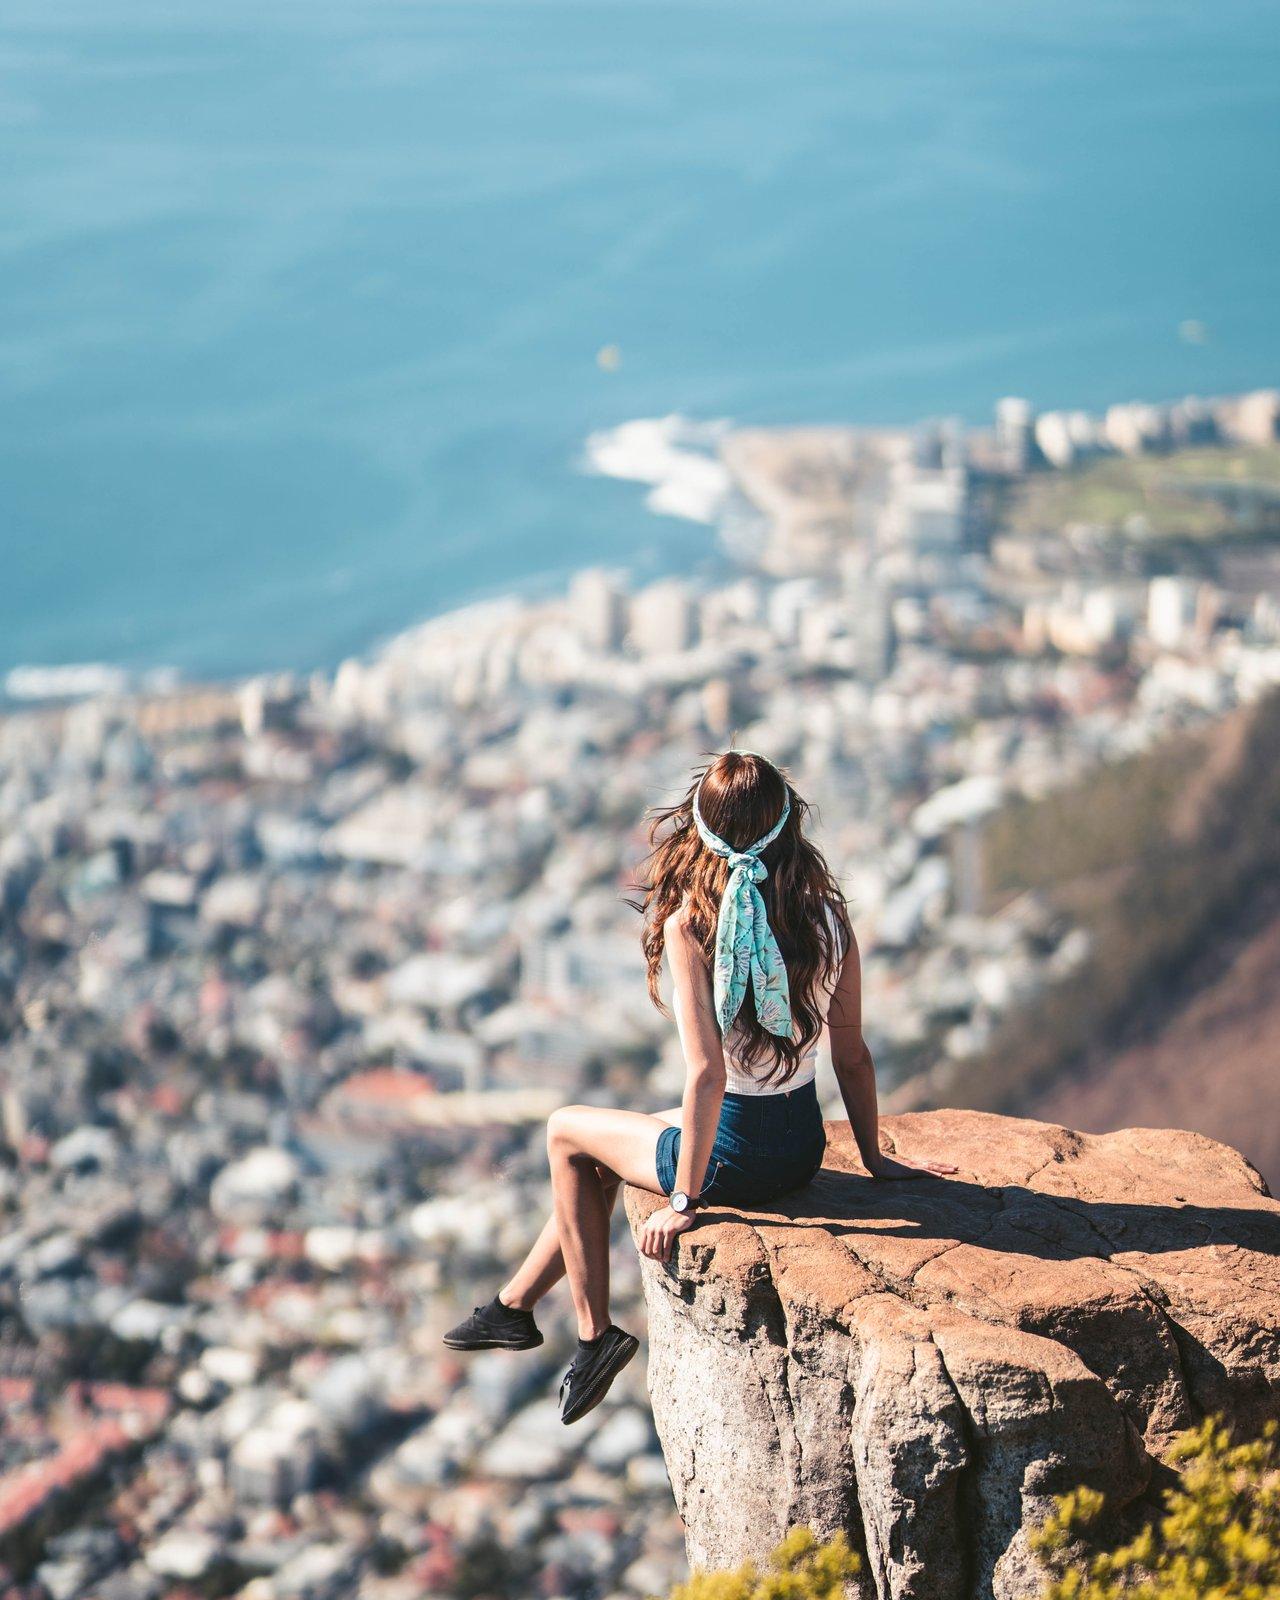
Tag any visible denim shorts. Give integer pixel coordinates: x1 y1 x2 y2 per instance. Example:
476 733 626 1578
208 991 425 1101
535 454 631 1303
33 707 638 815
655 1078 827 1208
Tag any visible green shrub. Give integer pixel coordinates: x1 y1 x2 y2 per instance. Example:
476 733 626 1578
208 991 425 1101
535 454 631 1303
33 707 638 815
662 1527 861 1600
1032 1418 1280 1600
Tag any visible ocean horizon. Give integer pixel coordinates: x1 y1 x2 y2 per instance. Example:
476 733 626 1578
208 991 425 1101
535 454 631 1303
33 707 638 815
3 0 1278 682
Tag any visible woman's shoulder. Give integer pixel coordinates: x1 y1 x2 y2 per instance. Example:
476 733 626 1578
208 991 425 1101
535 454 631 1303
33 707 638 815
816 893 851 944
662 903 698 949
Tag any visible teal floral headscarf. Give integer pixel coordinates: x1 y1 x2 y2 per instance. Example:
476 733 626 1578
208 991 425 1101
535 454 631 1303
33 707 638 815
692 781 792 1038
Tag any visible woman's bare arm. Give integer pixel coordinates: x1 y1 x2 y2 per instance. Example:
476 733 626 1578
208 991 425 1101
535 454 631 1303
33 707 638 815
828 926 957 1179
666 913 727 1200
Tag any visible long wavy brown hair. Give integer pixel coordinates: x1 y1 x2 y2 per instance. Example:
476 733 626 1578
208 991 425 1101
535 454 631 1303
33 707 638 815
636 751 851 1084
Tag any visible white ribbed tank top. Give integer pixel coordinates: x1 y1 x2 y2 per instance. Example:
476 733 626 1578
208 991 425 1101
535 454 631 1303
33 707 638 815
670 901 847 1097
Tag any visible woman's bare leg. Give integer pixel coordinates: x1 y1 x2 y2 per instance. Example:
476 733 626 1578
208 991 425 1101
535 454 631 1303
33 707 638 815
524 1106 675 1339
500 1166 619 1312
553 1139 614 1341
500 1106 682 1320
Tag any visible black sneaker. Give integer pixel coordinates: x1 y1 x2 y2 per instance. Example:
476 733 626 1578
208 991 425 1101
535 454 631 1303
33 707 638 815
558 1325 640 1425
443 1295 544 1352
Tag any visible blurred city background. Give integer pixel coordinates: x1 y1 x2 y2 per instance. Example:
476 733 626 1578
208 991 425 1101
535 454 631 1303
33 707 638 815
1 1 1278 1598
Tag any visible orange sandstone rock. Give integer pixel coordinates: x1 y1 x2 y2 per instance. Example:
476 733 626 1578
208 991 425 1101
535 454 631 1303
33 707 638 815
625 1110 1280 1600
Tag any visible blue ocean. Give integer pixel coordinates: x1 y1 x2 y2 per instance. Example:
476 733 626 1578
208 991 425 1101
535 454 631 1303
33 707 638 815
2 0 1277 679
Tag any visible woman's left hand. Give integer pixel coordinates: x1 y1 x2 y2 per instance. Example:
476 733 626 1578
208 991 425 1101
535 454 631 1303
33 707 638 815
868 1152 958 1179
639 1204 696 1261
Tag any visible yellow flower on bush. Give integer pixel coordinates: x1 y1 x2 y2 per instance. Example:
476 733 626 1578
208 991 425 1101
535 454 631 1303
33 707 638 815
1032 1417 1280 1600
658 1420 1279 1600
660 1527 861 1600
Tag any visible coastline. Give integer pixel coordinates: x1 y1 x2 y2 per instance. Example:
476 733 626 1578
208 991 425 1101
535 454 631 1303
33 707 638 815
1 414 745 709
10 380 1280 713
8 382 1279 711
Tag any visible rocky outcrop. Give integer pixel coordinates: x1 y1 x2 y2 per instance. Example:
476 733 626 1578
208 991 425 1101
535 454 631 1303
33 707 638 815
625 1111 1280 1600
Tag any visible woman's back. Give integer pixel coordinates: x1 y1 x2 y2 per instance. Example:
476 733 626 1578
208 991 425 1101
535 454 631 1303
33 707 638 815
671 898 846 1095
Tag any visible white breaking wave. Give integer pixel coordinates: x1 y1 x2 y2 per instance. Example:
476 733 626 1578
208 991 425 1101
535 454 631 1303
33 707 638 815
582 414 734 526
4 663 132 701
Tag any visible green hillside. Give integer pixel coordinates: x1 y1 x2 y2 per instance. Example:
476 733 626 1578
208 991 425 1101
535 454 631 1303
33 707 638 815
1008 444 1280 542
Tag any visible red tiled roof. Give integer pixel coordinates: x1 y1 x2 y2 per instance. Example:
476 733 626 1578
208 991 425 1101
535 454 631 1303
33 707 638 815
331 1069 438 1106
75 1383 171 1425
149 1082 187 1117
0 1386 171 1535
0 1421 129 1535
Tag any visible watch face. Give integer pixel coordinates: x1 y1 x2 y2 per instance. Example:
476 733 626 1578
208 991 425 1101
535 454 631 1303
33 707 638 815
671 1192 689 1213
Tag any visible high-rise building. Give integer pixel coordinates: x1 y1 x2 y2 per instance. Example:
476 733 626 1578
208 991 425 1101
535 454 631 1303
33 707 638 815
766 579 819 646
628 578 697 656
878 455 970 552
1082 587 1138 648
1147 576 1200 650
568 567 626 653
1105 402 1171 457
1170 396 1218 448
995 397 1037 472
1220 389 1280 446
1034 409 1107 469
701 677 735 740
847 580 896 681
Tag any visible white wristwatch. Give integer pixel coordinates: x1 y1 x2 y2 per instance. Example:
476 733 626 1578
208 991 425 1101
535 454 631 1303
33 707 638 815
670 1191 700 1214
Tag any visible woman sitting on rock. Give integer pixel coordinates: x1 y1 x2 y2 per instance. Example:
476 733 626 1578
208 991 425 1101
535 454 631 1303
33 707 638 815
444 750 956 1422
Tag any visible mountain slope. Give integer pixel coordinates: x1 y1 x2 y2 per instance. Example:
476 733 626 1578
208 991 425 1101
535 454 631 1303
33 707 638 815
932 688 1280 1190
1029 883 1280 1190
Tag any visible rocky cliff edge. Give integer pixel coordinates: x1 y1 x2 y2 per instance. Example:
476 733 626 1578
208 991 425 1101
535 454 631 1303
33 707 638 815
625 1110 1280 1600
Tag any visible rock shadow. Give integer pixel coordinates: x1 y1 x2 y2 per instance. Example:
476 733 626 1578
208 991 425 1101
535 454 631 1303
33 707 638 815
715 1166 1280 1261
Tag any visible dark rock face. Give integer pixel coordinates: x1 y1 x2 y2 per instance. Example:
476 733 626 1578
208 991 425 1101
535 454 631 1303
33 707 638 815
625 1111 1280 1600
